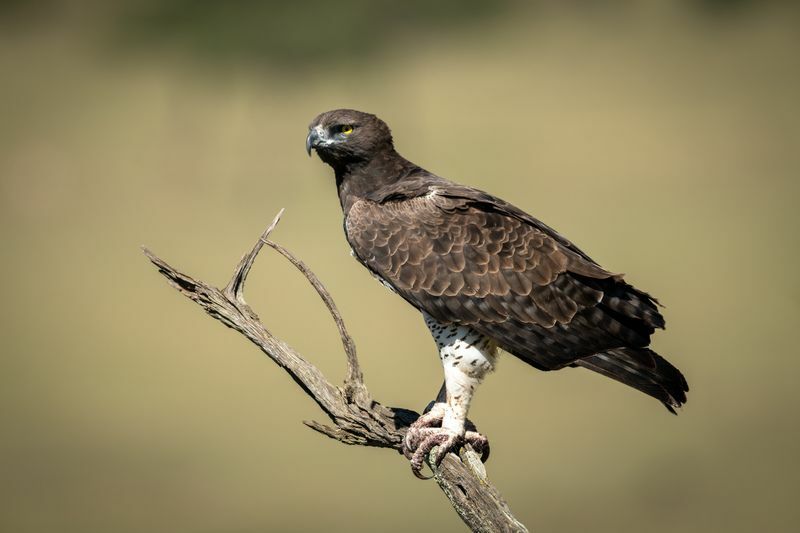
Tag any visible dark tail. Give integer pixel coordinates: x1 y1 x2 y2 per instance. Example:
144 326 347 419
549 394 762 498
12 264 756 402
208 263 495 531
576 347 688 413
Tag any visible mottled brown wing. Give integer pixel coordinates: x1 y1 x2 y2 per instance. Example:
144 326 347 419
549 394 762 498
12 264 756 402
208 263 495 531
346 192 664 370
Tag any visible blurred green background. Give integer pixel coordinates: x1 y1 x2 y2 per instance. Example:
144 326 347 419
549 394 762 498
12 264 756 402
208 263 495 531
2 1 798 531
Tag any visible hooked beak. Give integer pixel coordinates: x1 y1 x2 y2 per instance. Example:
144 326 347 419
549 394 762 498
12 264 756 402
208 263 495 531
305 126 324 156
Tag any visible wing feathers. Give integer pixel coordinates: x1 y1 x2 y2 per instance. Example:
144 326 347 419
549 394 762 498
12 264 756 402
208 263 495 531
347 189 668 371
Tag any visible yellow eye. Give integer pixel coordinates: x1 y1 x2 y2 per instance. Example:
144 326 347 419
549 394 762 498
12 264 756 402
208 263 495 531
341 125 353 135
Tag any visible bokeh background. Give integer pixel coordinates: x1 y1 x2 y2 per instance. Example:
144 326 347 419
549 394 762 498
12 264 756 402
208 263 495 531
2 1 798 531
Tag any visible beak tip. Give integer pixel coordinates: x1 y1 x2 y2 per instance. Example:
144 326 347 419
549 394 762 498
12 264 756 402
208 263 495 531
305 130 318 157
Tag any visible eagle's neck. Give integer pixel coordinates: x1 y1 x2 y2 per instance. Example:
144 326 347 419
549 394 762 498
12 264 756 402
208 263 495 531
334 148 422 212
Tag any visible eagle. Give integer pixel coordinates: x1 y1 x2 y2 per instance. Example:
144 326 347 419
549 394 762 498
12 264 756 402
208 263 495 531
306 109 688 476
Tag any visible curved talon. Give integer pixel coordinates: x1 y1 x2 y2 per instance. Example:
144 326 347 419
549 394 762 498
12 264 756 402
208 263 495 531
464 430 490 463
412 464 434 480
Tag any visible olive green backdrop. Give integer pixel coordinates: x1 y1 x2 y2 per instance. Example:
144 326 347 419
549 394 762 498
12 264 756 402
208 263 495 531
2 1 798 532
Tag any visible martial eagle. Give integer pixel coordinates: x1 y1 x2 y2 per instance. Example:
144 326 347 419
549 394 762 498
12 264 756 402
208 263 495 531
306 109 688 476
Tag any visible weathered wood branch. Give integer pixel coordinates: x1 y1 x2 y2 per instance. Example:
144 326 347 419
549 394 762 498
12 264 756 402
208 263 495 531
143 210 528 532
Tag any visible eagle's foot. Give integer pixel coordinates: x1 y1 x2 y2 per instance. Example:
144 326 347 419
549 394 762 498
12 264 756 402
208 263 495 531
405 426 490 479
402 403 483 455
402 402 446 461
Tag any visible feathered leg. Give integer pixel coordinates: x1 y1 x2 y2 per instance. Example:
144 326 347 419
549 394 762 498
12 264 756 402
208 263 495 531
403 315 496 477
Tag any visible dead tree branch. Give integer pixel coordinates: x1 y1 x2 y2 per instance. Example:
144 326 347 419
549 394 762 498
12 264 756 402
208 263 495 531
143 209 528 533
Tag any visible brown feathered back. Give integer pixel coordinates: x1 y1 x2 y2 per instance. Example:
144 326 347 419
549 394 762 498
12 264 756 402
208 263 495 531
309 109 688 411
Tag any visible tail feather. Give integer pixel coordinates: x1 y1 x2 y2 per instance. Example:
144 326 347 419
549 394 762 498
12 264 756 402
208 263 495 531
576 348 688 413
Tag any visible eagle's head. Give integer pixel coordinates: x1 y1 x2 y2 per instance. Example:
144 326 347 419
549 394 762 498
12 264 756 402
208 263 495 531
306 109 393 168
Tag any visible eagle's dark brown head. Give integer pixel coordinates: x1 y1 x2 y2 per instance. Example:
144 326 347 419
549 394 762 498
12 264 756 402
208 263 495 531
306 109 393 168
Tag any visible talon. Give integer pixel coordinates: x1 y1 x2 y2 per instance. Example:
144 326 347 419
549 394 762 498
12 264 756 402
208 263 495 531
403 403 446 460
406 427 490 476
410 430 458 475
465 430 491 463
403 403 490 477
412 469 433 480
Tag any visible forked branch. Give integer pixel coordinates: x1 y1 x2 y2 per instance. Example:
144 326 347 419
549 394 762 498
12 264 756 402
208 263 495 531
143 210 527 532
